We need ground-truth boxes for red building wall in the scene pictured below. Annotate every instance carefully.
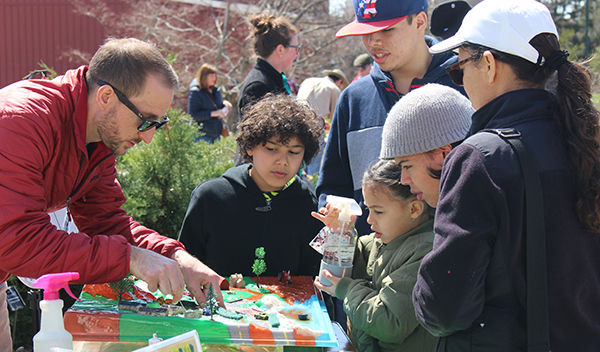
[0,0,108,87]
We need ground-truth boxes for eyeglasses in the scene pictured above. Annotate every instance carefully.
[284,43,302,54]
[97,80,169,132]
[445,56,475,86]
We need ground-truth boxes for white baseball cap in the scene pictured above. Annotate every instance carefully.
[429,0,558,64]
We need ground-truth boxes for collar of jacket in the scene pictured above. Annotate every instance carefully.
[369,35,459,99]
[58,65,112,158]
[377,218,434,252]
[255,58,284,87]
[468,88,556,137]
[70,66,93,156]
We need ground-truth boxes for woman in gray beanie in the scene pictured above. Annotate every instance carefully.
[380,83,473,208]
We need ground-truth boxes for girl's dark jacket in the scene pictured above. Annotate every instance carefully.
[413,89,600,351]
[178,164,321,277]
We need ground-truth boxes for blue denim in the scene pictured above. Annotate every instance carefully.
[196,135,219,144]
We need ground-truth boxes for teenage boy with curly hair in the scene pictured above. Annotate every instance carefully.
[179,94,323,276]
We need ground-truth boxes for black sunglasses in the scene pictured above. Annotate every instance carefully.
[97,80,169,132]
[445,56,475,86]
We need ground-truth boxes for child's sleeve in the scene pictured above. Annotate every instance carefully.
[350,234,372,280]
[349,330,381,352]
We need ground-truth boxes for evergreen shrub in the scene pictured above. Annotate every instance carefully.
[116,109,235,238]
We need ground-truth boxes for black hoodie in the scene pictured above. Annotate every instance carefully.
[179,164,322,277]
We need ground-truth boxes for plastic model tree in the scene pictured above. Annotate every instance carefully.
[108,275,135,302]
[204,283,219,320]
[252,247,267,288]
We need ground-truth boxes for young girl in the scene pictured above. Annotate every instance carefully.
[313,160,437,352]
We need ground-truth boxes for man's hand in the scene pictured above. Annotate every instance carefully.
[171,250,225,307]
[129,246,185,303]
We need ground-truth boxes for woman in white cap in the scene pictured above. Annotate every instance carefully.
[411,0,600,350]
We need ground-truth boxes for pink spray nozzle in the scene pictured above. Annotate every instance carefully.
[33,272,80,301]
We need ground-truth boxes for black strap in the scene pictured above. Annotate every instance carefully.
[482,129,550,352]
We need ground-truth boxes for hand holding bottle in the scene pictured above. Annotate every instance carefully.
[312,196,362,286]
[312,204,356,233]
[314,269,340,297]
[211,109,226,119]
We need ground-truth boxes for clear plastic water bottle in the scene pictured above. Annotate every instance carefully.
[318,196,361,286]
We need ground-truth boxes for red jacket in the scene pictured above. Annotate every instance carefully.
[0,66,185,284]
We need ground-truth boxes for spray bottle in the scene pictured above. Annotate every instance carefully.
[318,195,362,286]
[32,272,80,352]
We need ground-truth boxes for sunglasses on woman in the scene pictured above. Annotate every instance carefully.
[445,56,475,86]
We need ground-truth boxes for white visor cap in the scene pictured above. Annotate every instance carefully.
[429,0,558,64]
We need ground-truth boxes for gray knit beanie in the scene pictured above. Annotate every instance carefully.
[380,84,474,159]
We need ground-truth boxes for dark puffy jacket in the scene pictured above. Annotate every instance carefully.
[413,89,600,351]
[187,82,224,138]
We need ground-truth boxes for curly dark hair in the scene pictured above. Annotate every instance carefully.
[236,94,324,164]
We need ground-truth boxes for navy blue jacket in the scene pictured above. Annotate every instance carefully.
[187,81,224,138]
[413,89,600,351]
[316,38,464,234]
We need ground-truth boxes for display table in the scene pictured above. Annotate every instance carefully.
[65,276,354,351]
[71,323,353,352]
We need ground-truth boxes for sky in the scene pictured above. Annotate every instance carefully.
[330,0,350,16]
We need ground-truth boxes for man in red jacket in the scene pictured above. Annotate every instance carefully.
[0,38,224,349]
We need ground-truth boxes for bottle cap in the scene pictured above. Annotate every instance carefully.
[325,195,362,223]
[33,272,80,301]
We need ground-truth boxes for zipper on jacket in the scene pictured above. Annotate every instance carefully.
[64,149,113,227]
[62,196,73,231]
[255,198,272,212]
[63,153,86,230]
